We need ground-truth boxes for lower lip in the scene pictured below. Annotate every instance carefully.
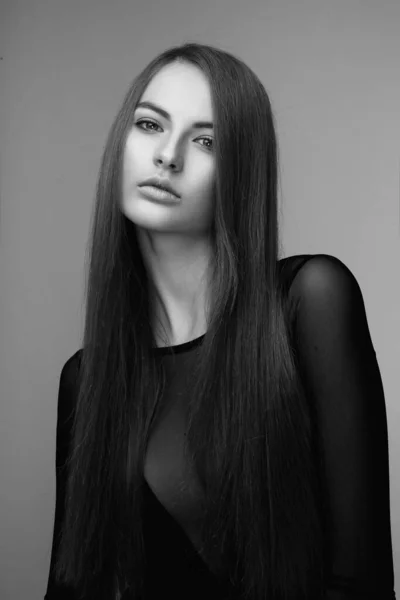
[139,185,180,204]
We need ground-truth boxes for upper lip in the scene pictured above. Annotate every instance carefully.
[139,176,180,198]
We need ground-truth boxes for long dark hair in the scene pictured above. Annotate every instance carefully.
[54,42,327,600]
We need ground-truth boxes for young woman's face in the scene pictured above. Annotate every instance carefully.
[121,61,216,235]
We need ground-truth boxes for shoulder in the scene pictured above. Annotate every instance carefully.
[57,349,83,432]
[59,348,83,388]
[277,254,364,339]
[278,253,361,300]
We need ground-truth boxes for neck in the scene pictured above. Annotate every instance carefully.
[135,228,213,347]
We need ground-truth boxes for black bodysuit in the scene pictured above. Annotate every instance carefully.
[44,254,396,599]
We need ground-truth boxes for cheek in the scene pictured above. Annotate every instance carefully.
[196,162,215,191]
[124,134,145,170]
[122,146,139,196]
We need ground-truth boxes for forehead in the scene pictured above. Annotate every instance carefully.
[139,62,213,119]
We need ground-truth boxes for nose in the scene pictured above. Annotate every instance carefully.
[155,157,180,171]
[154,145,182,171]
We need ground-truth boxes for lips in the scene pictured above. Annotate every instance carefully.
[139,176,180,198]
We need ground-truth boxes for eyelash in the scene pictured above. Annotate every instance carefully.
[135,119,214,151]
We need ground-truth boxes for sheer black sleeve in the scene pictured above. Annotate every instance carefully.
[44,352,81,599]
[291,254,396,600]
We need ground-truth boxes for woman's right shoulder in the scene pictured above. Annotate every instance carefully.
[60,348,83,386]
[56,350,84,435]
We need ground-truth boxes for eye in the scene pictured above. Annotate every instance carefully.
[136,119,160,132]
[136,119,214,151]
[199,137,214,150]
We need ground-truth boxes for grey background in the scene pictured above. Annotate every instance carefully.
[0,0,399,598]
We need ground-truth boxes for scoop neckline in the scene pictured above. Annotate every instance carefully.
[152,332,206,355]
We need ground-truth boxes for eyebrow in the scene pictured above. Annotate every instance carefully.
[136,101,214,130]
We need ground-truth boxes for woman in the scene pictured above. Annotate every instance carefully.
[44,42,396,600]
